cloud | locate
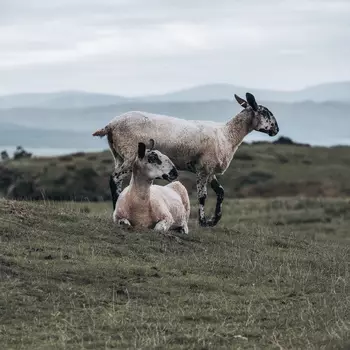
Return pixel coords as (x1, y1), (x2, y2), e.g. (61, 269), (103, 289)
(1, 0), (349, 94)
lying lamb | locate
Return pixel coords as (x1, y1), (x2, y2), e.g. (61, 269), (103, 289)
(113, 139), (190, 234)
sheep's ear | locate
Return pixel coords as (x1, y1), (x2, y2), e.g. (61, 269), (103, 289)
(246, 92), (258, 112)
(138, 142), (146, 159)
(149, 138), (155, 150)
(234, 94), (248, 108)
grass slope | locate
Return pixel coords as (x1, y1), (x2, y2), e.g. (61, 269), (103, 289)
(1, 198), (350, 349)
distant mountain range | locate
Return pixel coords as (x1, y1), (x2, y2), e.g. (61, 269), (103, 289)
(1, 99), (349, 150)
(1, 81), (349, 152)
(1, 81), (350, 109)
(140, 81), (350, 103)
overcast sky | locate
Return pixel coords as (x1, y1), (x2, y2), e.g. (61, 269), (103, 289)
(1, 0), (350, 96)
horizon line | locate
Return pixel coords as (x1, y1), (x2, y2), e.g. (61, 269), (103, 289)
(1, 79), (350, 98)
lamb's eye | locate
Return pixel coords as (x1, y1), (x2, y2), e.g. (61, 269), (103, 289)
(148, 153), (162, 165)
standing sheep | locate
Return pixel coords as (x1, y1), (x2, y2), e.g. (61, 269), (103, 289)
(93, 92), (279, 227)
(114, 139), (190, 234)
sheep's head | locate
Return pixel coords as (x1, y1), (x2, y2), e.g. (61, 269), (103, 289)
(136, 139), (178, 182)
(234, 92), (279, 137)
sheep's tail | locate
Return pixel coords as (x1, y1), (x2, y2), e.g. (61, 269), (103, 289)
(92, 126), (109, 137)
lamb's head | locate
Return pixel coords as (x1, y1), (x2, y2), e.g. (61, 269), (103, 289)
(234, 92), (279, 137)
(135, 139), (178, 182)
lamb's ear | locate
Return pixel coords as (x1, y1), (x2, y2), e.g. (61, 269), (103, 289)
(246, 92), (258, 112)
(234, 94), (248, 108)
(138, 142), (146, 159)
(149, 138), (155, 150)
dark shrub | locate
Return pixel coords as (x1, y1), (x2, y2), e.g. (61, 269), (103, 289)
(58, 155), (74, 162)
(235, 151), (253, 161)
(13, 146), (32, 160)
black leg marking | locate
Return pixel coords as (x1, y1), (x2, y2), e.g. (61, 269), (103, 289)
(198, 194), (208, 227)
(109, 175), (118, 210)
(207, 176), (224, 227)
(110, 166), (132, 210)
(196, 171), (209, 227)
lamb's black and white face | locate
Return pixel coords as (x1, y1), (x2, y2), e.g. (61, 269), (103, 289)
(234, 92), (279, 137)
(137, 140), (178, 181)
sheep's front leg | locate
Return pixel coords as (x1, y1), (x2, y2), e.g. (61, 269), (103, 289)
(207, 175), (224, 227)
(196, 171), (209, 227)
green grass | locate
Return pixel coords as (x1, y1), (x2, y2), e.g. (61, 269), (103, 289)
(1, 197), (350, 349)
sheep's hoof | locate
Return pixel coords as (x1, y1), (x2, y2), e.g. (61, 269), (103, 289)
(206, 219), (217, 227)
(175, 226), (189, 235)
(199, 213), (221, 227)
(206, 214), (221, 227)
(199, 217), (208, 227)
(206, 220), (217, 227)
(199, 219), (219, 227)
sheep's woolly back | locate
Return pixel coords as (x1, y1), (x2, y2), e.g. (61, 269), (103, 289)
(103, 110), (254, 175)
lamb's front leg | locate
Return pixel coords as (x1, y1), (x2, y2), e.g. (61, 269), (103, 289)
(117, 218), (132, 227)
(196, 171), (209, 227)
(154, 217), (183, 243)
(154, 217), (174, 232)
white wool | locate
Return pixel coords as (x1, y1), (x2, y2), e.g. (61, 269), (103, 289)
(113, 147), (190, 234)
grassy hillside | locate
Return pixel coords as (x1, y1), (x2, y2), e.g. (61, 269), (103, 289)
(1, 143), (350, 202)
(0, 197), (349, 349)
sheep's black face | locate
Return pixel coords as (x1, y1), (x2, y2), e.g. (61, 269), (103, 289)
(234, 92), (279, 137)
(255, 105), (279, 137)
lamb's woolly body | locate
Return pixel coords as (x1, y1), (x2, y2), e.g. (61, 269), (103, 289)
(113, 145), (190, 233)
(114, 180), (190, 230)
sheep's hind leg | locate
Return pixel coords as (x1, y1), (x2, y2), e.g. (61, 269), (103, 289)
(196, 171), (210, 227)
(207, 175), (224, 227)
(110, 162), (132, 210)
